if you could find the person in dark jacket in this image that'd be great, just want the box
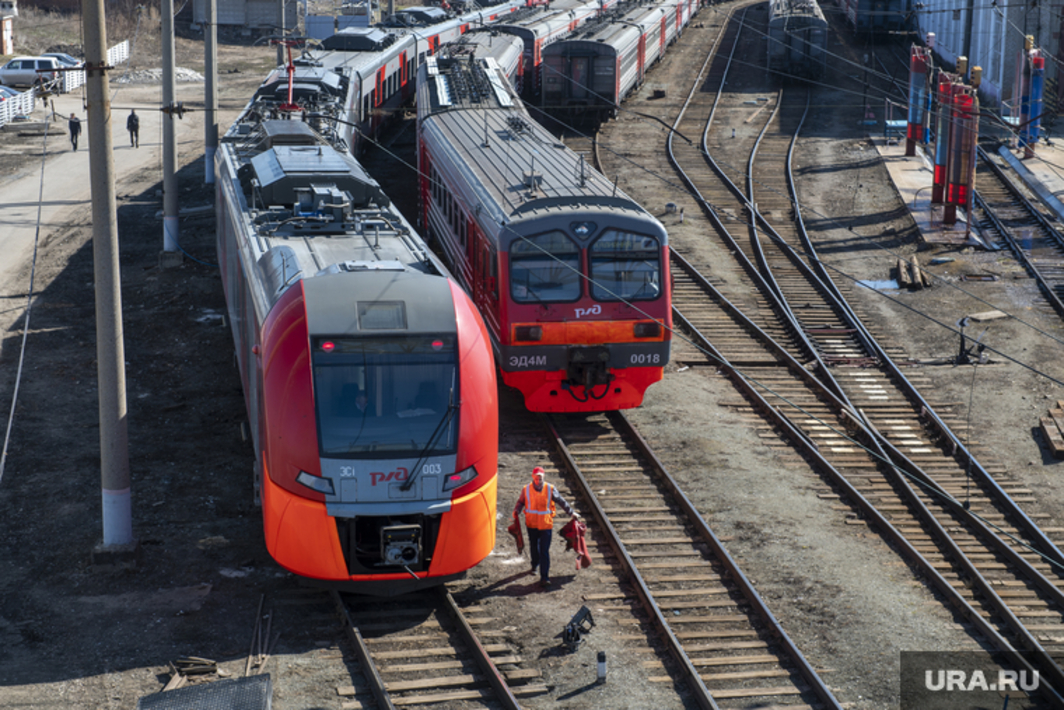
[126,109,139,148]
[513,466,577,587]
[68,113,81,151]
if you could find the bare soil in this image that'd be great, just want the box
[2,6,1064,710]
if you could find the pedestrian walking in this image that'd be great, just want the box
[513,466,577,588]
[126,109,139,148]
[68,113,81,151]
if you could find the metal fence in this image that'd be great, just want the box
[0,39,130,128]
[0,89,36,126]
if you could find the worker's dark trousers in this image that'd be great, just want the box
[527,527,552,581]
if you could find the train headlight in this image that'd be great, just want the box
[633,322,662,338]
[514,325,543,342]
[443,465,477,492]
[296,471,335,496]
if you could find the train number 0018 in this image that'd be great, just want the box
[630,353,661,365]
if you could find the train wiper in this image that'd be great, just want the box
[399,387,457,492]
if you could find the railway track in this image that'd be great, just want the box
[331,587,545,708]
[655,5,1064,705]
[880,43,1064,323]
[544,410,842,709]
[973,146,1064,316]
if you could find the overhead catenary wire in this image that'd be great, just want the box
[525,15,1064,358]
[0,119,51,487]
[326,26,1064,572]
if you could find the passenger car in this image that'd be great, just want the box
[0,56,63,88]
[42,52,82,68]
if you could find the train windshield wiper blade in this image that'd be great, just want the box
[399,389,457,492]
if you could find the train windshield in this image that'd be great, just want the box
[312,336,458,457]
[509,230,581,303]
[589,229,661,301]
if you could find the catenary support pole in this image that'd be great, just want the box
[162,0,180,255]
[82,0,134,550]
[205,0,218,184]
[277,0,286,65]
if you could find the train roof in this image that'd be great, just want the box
[769,0,826,21]
[321,27,399,51]
[493,0,602,36]
[255,61,348,102]
[219,111,448,315]
[303,269,457,338]
[418,56,654,229]
[396,5,450,24]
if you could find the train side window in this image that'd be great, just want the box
[509,230,581,303]
[589,229,661,301]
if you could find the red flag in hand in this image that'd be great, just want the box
[507,517,524,554]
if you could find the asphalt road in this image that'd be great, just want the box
[0,84,210,315]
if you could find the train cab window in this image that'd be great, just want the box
[589,229,661,301]
[509,230,581,303]
[312,336,458,457]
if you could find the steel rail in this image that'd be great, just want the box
[436,587,523,710]
[668,254,1064,707]
[975,145,1064,317]
[784,122,1064,573]
[331,589,398,710]
[767,87,1064,695]
[612,410,843,709]
[541,413,720,710]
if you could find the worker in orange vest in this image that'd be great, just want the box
[513,466,577,587]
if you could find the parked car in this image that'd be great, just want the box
[0,86,19,100]
[0,56,63,88]
[41,52,82,68]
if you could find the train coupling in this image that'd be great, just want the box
[381,524,422,566]
[565,346,611,388]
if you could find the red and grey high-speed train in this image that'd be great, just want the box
[416,55,671,413]
[215,55,498,594]
[541,0,697,116]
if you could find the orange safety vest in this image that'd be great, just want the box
[523,482,555,530]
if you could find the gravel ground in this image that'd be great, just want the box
[1,4,1063,710]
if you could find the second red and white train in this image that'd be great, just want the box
[417,54,672,412]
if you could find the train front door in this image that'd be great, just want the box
[472,232,498,328]
[568,55,589,100]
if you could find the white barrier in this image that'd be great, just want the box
[59,40,130,94]
[0,40,129,127]
[0,88,35,128]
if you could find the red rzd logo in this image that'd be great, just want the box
[370,468,409,486]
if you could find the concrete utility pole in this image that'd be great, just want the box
[205,0,218,184]
[162,0,180,259]
[277,0,286,65]
[82,0,135,554]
